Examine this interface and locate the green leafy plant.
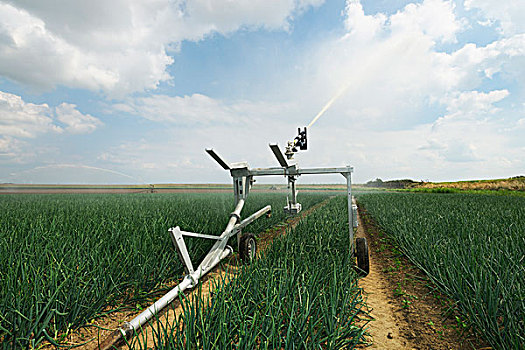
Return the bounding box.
[357,192,525,350]
[0,192,330,348]
[131,196,369,349]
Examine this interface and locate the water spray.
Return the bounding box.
[283,82,351,159]
[307,83,351,129]
[10,164,146,185]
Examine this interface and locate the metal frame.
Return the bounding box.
[112,143,357,341]
[206,144,357,254]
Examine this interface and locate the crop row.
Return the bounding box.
[130,196,368,349]
[0,192,330,349]
[357,192,525,350]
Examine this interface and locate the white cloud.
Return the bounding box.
[2,1,525,183]
[423,90,510,163]
[115,93,295,126]
[0,90,60,138]
[344,0,462,43]
[288,0,525,181]
[389,0,463,44]
[0,136,24,159]
[301,0,525,130]
[440,89,509,118]
[464,0,525,35]
[307,0,465,131]
[450,34,525,82]
[344,0,386,40]
[117,94,238,125]
[55,103,103,134]
[100,0,524,182]
[183,0,324,33]
[0,0,324,96]
[0,91,102,138]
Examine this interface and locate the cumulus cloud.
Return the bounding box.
[114,93,295,126]
[2,0,524,183]
[302,0,525,127]
[0,90,103,164]
[0,91,60,138]
[0,136,25,159]
[421,90,510,163]
[464,0,525,35]
[290,0,525,180]
[438,89,509,119]
[307,0,466,131]
[102,0,524,182]
[388,0,463,44]
[0,0,324,96]
[0,91,102,138]
[55,103,103,134]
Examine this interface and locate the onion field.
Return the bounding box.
[131,196,368,349]
[3,190,522,349]
[0,192,330,349]
[357,192,525,350]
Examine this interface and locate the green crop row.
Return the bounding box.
[357,192,525,350]
[130,196,368,349]
[0,192,330,349]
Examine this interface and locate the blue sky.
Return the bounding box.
[0,0,524,184]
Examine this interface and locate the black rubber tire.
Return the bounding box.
[355,237,369,277]
[239,233,257,263]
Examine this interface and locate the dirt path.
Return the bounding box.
[356,205,490,350]
[356,208,414,349]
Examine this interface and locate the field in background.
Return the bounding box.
[0,183,357,194]
[415,176,525,192]
[363,176,525,194]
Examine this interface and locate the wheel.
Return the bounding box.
[355,237,369,277]
[239,233,257,263]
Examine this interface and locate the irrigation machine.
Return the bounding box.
[102,128,370,347]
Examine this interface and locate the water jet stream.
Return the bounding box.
[9,164,146,184]
[307,82,351,129]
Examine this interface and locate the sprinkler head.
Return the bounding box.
[294,127,307,151]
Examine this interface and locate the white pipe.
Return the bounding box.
[119,201,247,335]
[123,245,232,335]
[102,199,249,347]
[128,275,194,330]
[234,205,271,230]
[345,172,354,253]
[224,199,245,234]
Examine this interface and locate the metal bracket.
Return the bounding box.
[352,204,358,228]
[169,226,195,275]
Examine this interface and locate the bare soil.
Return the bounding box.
[356,205,491,350]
